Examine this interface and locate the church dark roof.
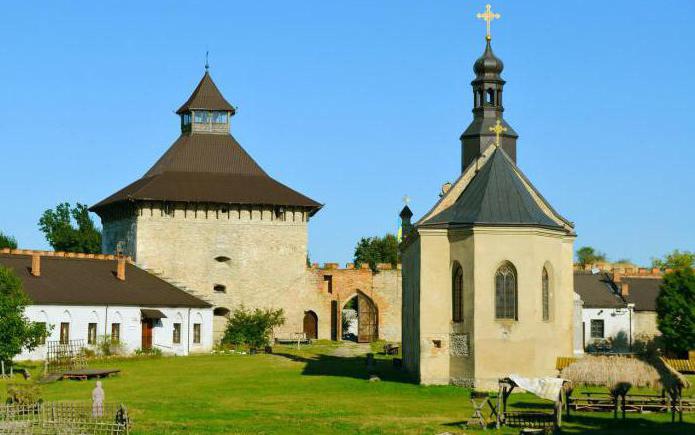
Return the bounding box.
[91,72,321,214]
[0,253,210,308]
[421,147,569,230]
[473,39,504,78]
[176,71,235,114]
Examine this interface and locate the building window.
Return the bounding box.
[212,111,227,124]
[495,262,517,320]
[182,113,191,125]
[193,323,201,344]
[194,111,209,123]
[111,323,121,343]
[88,323,97,345]
[590,319,605,339]
[323,275,333,294]
[37,322,47,345]
[173,323,181,344]
[542,267,550,321]
[452,263,463,322]
[60,322,70,344]
[213,284,226,293]
[487,88,495,105]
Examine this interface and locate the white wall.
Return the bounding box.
[18,305,213,361]
[581,307,633,351]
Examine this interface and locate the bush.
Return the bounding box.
[222,306,285,350]
[134,347,162,357]
[97,335,124,356]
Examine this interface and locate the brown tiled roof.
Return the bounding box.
[176,72,235,114]
[90,134,322,212]
[0,253,210,308]
[623,277,662,311]
[574,271,625,308]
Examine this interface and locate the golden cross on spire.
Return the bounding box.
[489,119,507,147]
[477,4,501,41]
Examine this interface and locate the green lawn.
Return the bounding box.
[2,343,694,434]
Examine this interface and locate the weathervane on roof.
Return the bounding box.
[402,194,411,206]
[489,119,507,147]
[477,4,501,41]
[205,51,210,72]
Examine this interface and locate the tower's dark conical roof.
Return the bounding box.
[176,71,236,114]
[473,39,504,79]
[421,147,568,230]
[91,72,321,214]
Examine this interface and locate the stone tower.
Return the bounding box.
[91,70,322,340]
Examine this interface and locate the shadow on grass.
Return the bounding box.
[559,413,695,434]
[272,352,416,384]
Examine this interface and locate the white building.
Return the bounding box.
[574,271,633,352]
[0,249,213,361]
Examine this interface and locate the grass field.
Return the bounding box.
[2,342,694,434]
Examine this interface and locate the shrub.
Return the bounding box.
[134,347,162,357]
[97,335,124,356]
[222,306,285,350]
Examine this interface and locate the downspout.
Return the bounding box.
[105,305,109,337]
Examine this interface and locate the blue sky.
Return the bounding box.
[0,1,693,266]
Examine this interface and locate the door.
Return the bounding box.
[141,319,153,350]
[303,311,318,339]
[357,293,378,343]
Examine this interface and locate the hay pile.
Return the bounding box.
[561,355,690,396]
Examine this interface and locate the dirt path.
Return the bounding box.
[330,342,371,357]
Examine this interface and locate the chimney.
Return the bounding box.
[116,256,126,281]
[620,281,629,297]
[31,254,41,277]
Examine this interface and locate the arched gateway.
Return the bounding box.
[303,311,318,339]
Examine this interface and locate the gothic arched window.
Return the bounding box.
[542,267,550,321]
[495,262,517,320]
[452,263,463,322]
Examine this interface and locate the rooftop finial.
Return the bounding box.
[205,51,210,72]
[476,4,501,41]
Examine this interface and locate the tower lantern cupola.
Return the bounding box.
[176,71,236,135]
[461,5,518,172]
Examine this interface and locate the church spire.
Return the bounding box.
[461,4,518,172]
[176,70,236,135]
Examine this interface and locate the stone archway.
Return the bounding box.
[342,291,378,343]
[303,310,318,339]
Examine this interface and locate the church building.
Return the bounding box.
[400,7,576,388]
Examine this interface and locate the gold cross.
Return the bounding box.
[489,119,507,147]
[477,4,501,41]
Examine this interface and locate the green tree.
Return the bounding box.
[651,249,695,271]
[353,234,399,272]
[576,246,606,268]
[0,232,17,249]
[222,306,285,350]
[656,268,695,356]
[0,266,49,365]
[38,202,102,253]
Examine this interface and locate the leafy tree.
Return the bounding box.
[576,246,606,268]
[0,266,49,366]
[0,232,17,249]
[651,249,695,271]
[656,268,695,356]
[38,202,102,253]
[353,233,399,272]
[222,306,285,350]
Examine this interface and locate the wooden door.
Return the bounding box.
[303,311,318,339]
[357,294,378,343]
[141,319,153,350]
